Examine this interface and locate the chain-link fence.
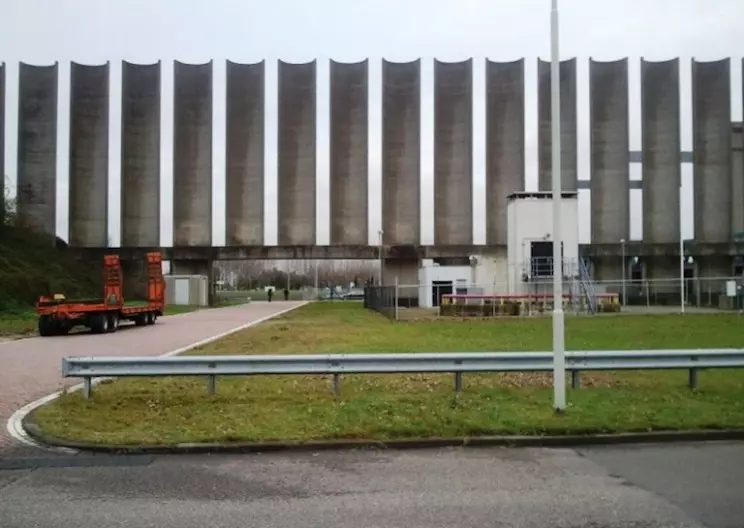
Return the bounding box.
[594,277,744,311]
[363,286,397,319]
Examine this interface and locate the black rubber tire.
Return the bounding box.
[107,313,119,333]
[146,312,156,325]
[90,314,109,334]
[134,314,147,327]
[38,316,54,337]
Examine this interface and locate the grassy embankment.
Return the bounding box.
[32,303,744,446]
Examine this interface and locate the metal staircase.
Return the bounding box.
[578,259,597,314]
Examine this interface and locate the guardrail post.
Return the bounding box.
[688,368,698,389]
[454,372,463,392]
[332,374,342,398]
[571,370,580,389]
[83,377,92,399]
[207,375,216,396]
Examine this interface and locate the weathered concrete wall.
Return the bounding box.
[434,59,473,245]
[641,59,681,244]
[0,63,4,224]
[486,59,525,246]
[382,59,420,245]
[330,59,368,245]
[121,61,161,247]
[693,59,732,243]
[69,62,109,247]
[590,58,629,244]
[732,123,744,237]
[173,61,213,247]
[538,58,577,192]
[16,62,58,239]
[226,60,264,246]
[277,60,316,245]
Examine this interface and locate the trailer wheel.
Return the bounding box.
[134,314,147,326]
[146,312,156,325]
[38,316,55,337]
[107,313,119,333]
[90,314,109,334]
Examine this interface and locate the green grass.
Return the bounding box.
[32,303,744,446]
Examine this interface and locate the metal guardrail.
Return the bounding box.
[62,349,744,399]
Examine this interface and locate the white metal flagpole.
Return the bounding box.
[551,0,566,412]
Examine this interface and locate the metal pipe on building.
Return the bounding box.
[550,0,566,412]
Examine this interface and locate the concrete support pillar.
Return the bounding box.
[591,256,623,282]
[171,260,215,306]
[695,256,732,308]
[381,259,420,307]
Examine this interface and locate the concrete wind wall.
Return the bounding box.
[0,63,4,224]
[641,59,681,245]
[693,58,732,243]
[173,61,213,247]
[121,61,161,247]
[589,58,629,244]
[16,62,58,239]
[330,59,368,246]
[486,59,525,246]
[382,59,420,245]
[277,60,316,245]
[69,62,109,247]
[226,60,264,246]
[434,59,473,245]
[733,123,744,238]
[538,58,577,192]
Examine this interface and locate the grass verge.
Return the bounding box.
[33,303,744,446]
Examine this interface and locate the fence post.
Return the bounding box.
[394,277,399,321]
[207,375,216,395]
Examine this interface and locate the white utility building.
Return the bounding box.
[416,191,580,307]
[506,191,580,295]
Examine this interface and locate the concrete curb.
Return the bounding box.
[21,412,744,455]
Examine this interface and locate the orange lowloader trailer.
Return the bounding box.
[35,252,166,337]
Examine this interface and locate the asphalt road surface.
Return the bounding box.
[1,442,742,528]
[0,301,305,456]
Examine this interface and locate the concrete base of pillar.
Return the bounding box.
[381,258,420,307]
[171,259,215,306]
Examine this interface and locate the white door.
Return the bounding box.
[175,279,190,305]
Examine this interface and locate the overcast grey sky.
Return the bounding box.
[2,0,744,246]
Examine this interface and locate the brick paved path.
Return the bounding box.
[0,301,305,457]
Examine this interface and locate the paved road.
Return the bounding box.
[0,301,305,455]
[1,442,741,527]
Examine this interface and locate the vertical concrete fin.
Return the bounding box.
[121,60,161,248]
[537,57,577,192]
[0,62,5,224]
[225,59,265,246]
[173,60,213,247]
[692,58,732,243]
[16,62,58,239]
[486,59,525,246]
[433,59,473,246]
[589,58,630,244]
[69,61,110,247]
[277,59,317,245]
[382,59,421,245]
[330,59,369,246]
[641,58,681,244]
